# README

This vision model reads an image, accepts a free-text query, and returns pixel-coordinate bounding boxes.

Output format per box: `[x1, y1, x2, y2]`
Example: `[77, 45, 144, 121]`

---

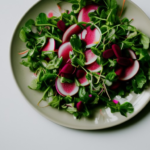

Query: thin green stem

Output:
[35, 23, 57, 28]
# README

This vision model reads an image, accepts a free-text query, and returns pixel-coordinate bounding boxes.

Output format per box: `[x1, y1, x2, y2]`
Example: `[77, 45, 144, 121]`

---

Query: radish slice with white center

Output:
[62, 24, 82, 43]
[78, 5, 99, 23]
[58, 42, 73, 65]
[78, 33, 82, 40]
[82, 26, 101, 48]
[55, 78, 79, 96]
[119, 50, 140, 81]
[84, 49, 97, 65]
[81, 29, 87, 40]
[76, 70, 89, 86]
[42, 38, 55, 51]
[86, 61, 102, 72]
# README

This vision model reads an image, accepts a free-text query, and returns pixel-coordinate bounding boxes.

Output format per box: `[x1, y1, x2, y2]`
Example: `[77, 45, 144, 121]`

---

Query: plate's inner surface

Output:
[11, 0, 150, 129]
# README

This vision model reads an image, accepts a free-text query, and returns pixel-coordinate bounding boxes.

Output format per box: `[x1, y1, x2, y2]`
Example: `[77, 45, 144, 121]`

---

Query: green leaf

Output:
[91, 47, 101, 55]
[78, 87, 90, 102]
[49, 96, 63, 108]
[104, 79, 112, 86]
[120, 102, 134, 117]
[41, 73, 57, 82]
[19, 29, 27, 42]
[127, 31, 137, 39]
[141, 34, 150, 49]
[60, 77, 74, 83]
[46, 56, 63, 70]
[106, 71, 117, 82]
[108, 59, 117, 67]
[28, 78, 41, 90]
[134, 69, 147, 89]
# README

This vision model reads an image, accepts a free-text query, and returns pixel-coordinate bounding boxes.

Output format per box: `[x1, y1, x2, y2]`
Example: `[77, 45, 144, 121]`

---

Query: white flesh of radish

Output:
[56, 78, 79, 96]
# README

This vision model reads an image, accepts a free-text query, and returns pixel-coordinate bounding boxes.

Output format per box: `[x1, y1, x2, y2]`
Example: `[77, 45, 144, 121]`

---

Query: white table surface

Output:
[0, 0, 149, 150]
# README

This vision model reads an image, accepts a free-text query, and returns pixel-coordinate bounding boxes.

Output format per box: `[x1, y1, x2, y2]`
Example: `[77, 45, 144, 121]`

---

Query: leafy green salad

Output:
[19, 0, 150, 119]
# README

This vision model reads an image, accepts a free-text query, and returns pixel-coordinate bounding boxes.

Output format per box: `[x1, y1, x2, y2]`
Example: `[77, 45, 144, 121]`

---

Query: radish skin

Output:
[84, 49, 97, 65]
[58, 42, 73, 65]
[78, 5, 99, 23]
[42, 38, 55, 51]
[119, 50, 140, 81]
[62, 24, 82, 43]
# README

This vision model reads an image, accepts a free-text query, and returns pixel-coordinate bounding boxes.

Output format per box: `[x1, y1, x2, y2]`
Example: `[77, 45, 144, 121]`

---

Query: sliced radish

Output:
[78, 5, 99, 23]
[76, 70, 89, 86]
[103, 49, 115, 59]
[78, 33, 82, 40]
[55, 78, 79, 96]
[82, 26, 101, 48]
[81, 29, 87, 40]
[84, 49, 97, 65]
[58, 42, 73, 65]
[86, 61, 102, 72]
[119, 50, 140, 81]
[42, 38, 55, 51]
[62, 24, 82, 43]
[76, 101, 84, 112]
[57, 20, 67, 32]
[59, 63, 76, 75]
[47, 10, 58, 18]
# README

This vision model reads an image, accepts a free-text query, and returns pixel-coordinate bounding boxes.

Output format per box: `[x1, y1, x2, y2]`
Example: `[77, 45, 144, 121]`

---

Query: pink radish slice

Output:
[57, 20, 67, 32]
[62, 24, 82, 43]
[58, 42, 73, 65]
[103, 49, 115, 59]
[59, 63, 76, 75]
[86, 61, 102, 72]
[82, 26, 101, 48]
[78, 5, 99, 23]
[110, 81, 121, 90]
[119, 50, 140, 81]
[112, 44, 122, 58]
[76, 70, 89, 86]
[84, 49, 97, 65]
[55, 78, 79, 96]
[47, 10, 59, 18]
[76, 101, 84, 112]
[42, 38, 55, 51]
[115, 67, 124, 76]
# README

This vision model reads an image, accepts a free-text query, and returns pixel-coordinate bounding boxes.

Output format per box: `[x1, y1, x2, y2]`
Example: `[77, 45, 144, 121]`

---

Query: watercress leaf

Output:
[64, 103, 77, 113]
[49, 96, 63, 109]
[105, 79, 112, 86]
[127, 31, 137, 39]
[41, 73, 57, 82]
[141, 33, 150, 49]
[78, 87, 90, 102]
[19, 29, 27, 42]
[60, 77, 74, 83]
[91, 47, 101, 55]
[28, 78, 41, 90]
[36, 13, 48, 24]
[134, 69, 147, 89]
[120, 102, 134, 117]
[106, 70, 117, 82]
[63, 96, 73, 103]
[25, 19, 35, 32]
[108, 59, 117, 67]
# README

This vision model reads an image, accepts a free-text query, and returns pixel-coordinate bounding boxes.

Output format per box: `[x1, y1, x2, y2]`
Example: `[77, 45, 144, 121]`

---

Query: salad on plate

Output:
[19, 0, 150, 119]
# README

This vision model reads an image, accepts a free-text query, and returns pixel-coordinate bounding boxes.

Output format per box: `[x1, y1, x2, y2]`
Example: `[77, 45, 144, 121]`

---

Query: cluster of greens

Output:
[19, 0, 150, 119]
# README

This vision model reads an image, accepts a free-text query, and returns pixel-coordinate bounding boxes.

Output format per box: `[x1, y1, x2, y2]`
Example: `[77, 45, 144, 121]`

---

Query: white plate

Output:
[10, 0, 150, 130]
